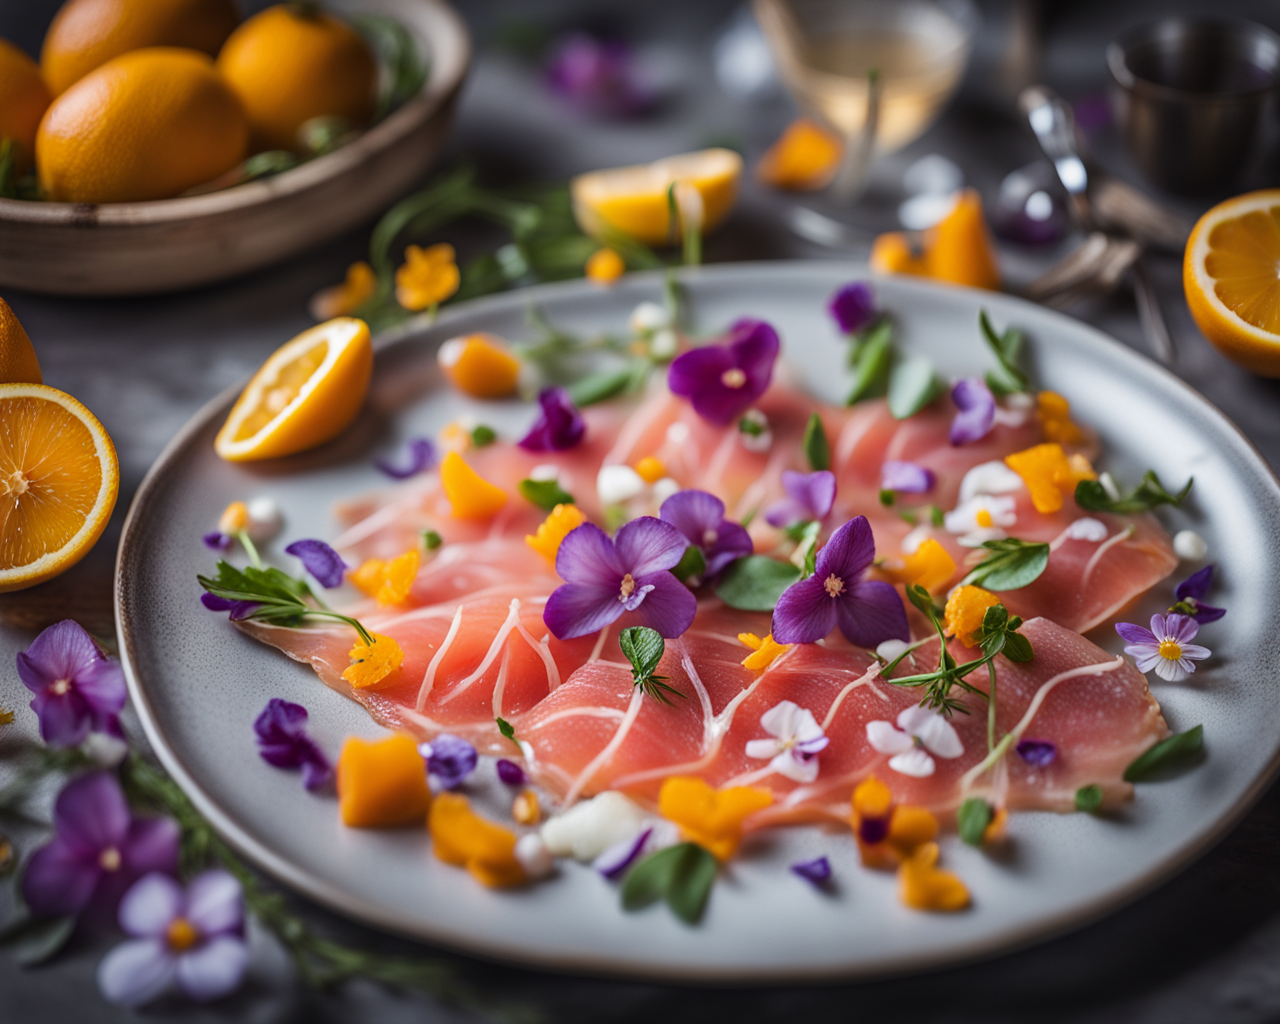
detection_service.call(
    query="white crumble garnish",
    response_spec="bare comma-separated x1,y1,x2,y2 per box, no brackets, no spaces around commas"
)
1174,530,1208,561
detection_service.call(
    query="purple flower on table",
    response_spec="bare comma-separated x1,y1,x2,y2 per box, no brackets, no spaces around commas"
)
419,734,477,790
543,517,696,641
950,378,996,446
375,437,436,480
545,33,654,118
253,699,332,791
1117,613,1211,682
828,282,875,335
284,538,347,589
659,489,753,579
1172,565,1226,624
880,460,936,495
496,759,527,786
202,532,232,552
1016,739,1057,767
200,593,260,621
667,318,779,426
17,620,126,749
98,870,248,1007
518,387,586,452
23,772,180,923
764,470,836,529
771,516,909,648
790,855,832,886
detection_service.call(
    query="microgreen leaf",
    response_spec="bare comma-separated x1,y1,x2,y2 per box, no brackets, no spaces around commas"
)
979,309,1030,395
470,425,497,447
1075,471,1193,515
1123,725,1204,782
495,717,520,751
930,505,945,527
738,414,766,437
802,413,830,472
618,627,683,705
1001,630,1034,663
887,356,942,419
621,845,684,911
957,798,993,846
518,478,575,510
958,538,1050,591
567,366,634,407
671,544,707,584
422,529,442,550
846,323,893,405
1075,784,1104,813
879,489,895,507
905,583,942,623
715,556,802,612
197,561,375,642
620,843,717,924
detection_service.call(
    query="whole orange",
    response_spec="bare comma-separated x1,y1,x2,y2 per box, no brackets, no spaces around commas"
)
216,4,377,154
40,0,238,96
0,38,52,173
36,47,248,204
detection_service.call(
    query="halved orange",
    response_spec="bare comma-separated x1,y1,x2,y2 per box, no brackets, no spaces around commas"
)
215,316,372,461
1185,190,1280,376
0,384,119,593
0,298,42,385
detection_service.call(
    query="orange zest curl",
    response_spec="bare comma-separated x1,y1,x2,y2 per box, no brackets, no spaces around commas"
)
757,118,842,191
943,585,1001,647
429,792,526,888
737,632,792,673
585,247,626,284
851,776,939,869
526,503,588,564
658,776,773,861
310,260,376,320
342,632,404,689
336,733,431,827
1004,442,1097,514
898,842,971,912
395,243,460,311
1036,391,1084,446
880,538,957,593
440,450,508,520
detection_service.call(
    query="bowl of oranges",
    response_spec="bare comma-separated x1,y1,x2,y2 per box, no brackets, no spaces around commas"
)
0,0,470,296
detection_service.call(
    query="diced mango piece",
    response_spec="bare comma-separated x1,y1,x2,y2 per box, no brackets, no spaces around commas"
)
337,733,430,828
658,776,773,861
428,792,525,887
871,189,1000,291
757,118,842,191
440,450,508,520
898,842,970,912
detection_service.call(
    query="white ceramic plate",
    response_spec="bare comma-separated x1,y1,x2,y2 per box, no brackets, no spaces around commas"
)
115,262,1280,980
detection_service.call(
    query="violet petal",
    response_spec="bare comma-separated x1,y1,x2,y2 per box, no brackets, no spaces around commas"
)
667,319,779,425
22,838,99,918
814,515,876,581
857,815,889,845
1189,602,1227,624
254,699,333,789
117,873,183,939
554,522,625,586
285,539,347,589
771,575,840,645
98,938,177,1008
950,378,997,446
174,934,250,1003
543,580,628,640
1016,739,1057,767
422,734,478,790
518,387,586,452
613,516,688,576
374,437,436,480
545,33,654,118
765,470,837,528
828,282,875,335
1115,621,1157,646
496,759,527,786
1175,565,1214,602
630,571,698,638
184,870,244,937
593,828,653,879
880,460,936,494
838,580,911,648
790,855,832,885
202,532,232,551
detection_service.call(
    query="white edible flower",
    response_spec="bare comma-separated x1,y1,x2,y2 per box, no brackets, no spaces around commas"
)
597,464,647,505
665,421,691,446
244,496,283,542
944,494,1017,547
629,301,671,334
1174,530,1208,561
81,731,128,768
866,706,964,778
650,328,678,359
1065,517,1109,542
958,460,1025,503
515,833,555,879
539,791,649,861
652,477,681,506
743,700,829,783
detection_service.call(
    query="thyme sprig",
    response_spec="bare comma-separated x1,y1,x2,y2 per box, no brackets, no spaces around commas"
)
197,561,375,645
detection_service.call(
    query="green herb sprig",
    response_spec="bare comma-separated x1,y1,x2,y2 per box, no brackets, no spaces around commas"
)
1075,471,1193,515
618,627,684,705
979,309,1031,395
197,562,375,645
958,538,1050,591
518,478,574,510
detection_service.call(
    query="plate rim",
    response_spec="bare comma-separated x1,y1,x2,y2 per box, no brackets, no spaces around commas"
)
114,260,1280,981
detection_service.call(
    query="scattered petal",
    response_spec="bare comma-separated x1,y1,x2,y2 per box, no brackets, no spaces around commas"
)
374,438,437,479
284,539,348,589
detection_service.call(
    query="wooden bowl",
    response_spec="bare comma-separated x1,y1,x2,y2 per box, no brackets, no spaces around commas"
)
0,0,470,297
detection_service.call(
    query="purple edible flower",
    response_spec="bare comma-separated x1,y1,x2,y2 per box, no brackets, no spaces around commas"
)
1016,739,1057,767
496,759,527,786
790,855,832,886
253,699,332,791
772,516,909,648
543,517,697,641
764,470,836,529
950,378,996,446
1116,613,1211,682
1173,565,1226,624
284,538,347,589
98,870,248,1007
23,772,180,923
880,460,936,494
659,489,753,579
17,620,127,749
593,827,653,879
375,437,436,480
545,33,654,118
667,319,779,426
518,387,586,452
420,734,478,790
828,282,875,335
202,532,232,552
200,593,259,621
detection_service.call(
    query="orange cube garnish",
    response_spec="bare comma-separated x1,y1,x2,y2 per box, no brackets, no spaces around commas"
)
337,733,430,827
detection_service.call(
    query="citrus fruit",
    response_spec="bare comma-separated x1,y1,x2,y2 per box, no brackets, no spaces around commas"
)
0,38,52,173
571,148,743,246
1184,189,1280,376
870,189,1000,291
757,118,842,191
40,0,237,96
215,317,373,462
216,4,377,154
37,47,247,204
0,298,41,385
0,383,119,593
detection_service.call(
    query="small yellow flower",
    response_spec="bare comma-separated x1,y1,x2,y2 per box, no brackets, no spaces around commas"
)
1037,390,1084,446
737,632,792,673
309,260,377,320
395,243,460,311
1005,442,1096,514
585,247,626,285
880,538,957,593
349,551,420,605
342,632,405,689
943,585,1001,647
218,501,248,534
526,503,588,564
633,455,666,484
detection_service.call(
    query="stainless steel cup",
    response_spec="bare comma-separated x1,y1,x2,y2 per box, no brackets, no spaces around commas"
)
1107,17,1280,194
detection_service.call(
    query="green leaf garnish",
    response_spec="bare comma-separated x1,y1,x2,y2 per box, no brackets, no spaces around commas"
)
618,627,684,705
802,413,830,472
879,489,895,507
958,538,1050,591
715,556,802,612
1075,471,1193,515
621,842,717,924
470,424,497,447
979,309,1031,395
495,717,521,751
422,529,442,550
197,561,375,643
846,321,893,404
518,478,574,510
1123,725,1204,782
930,505,945,527
974,603,1033,663
887,356,941,419
567,366,634,407
1075,784,1104,813
738,414,766,437
957,798,993,846
671,544,707,584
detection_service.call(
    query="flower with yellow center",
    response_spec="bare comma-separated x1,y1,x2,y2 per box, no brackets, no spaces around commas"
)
309,260,377,320
342,632,404,689
349,550,420,606
395,243,460,311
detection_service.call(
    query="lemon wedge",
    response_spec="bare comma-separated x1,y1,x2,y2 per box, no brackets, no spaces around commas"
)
215,316,373,461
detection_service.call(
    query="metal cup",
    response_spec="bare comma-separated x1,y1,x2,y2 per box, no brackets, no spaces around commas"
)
1107,17,1280,195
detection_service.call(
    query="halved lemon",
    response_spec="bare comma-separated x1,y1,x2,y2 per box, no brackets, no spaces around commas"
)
215,316,373,461
0,383,119,593
1185,189,1280,376
571,148,743,246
